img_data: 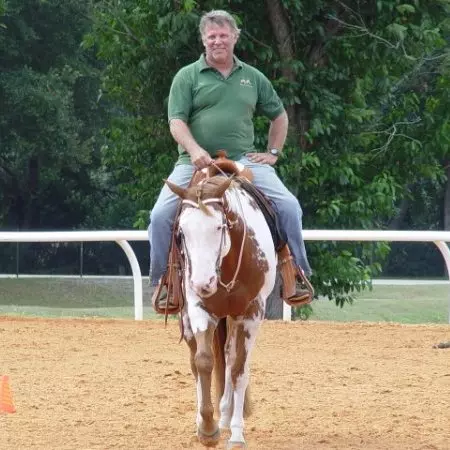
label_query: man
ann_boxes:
[149,9,313,310]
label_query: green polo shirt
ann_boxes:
[168,54,285,165]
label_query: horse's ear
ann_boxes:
[214,176,233,198]
[164,179,187,199]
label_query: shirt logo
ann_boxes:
[240,78,253,87]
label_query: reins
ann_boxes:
[218,185,246,292]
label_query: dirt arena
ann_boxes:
[0,317,449,450]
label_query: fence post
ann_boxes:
[79,242,84,278]
[15,241,19,278]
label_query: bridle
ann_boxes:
[178,190,247,293]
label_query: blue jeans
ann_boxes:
[147,156,312,286]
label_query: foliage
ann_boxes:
[0,0,112,231]
[293,304,314,321]
[87,0,449,305]
[0,0,133,275]
[84,0,203,219]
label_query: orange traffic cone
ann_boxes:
[0,375,16,413]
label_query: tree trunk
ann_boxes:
[265,0,296,126]
[388,196,410,230]
[24,155,40,229]
[265,1,344,149]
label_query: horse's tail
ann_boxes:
[213,318,253,418]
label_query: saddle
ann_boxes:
[152,151,313,316]
[192,150,253,183]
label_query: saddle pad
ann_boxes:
[235,176,286,252]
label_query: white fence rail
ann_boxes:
[1,230,450,323]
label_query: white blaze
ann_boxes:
[179,206,229,296]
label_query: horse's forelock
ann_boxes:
[198,199,213,216]
[184,176,233,203]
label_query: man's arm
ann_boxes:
[247,110,289,165]
[267,110,288,152]
[169,119,212,169]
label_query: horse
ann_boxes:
[165,171,277,449]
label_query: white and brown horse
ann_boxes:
[165,174,277,449]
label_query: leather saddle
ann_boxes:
[194,151,286,251]
[192,150,253,182]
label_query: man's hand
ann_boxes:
[246,152,278,166]
[169,119,212,169]
[190,148,213,170]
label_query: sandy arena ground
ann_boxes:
[0,317,449,450]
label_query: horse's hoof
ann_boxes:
[227,441,246,449]
[197,427,220,447]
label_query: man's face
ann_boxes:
[202,22,238,65]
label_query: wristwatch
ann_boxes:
[269,148,279,157]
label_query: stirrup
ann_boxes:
[285,269,314,307]
[152,283,179,315]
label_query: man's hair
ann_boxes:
[199,10,241,37]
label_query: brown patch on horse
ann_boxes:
[244,299,265,320]
[246,228,269,273]
[183,314,198,380]
[200,211,268,318]
[194,323,219,438]
[231,324,249,384]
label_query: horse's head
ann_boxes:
[165,177,233,298]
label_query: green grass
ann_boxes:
[310,284,449,324]
[0,278,448,324]
[0,278,157,319]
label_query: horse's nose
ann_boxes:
[191,275,217,298]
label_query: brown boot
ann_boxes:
[287,267,314,307]
[278,245,314,307]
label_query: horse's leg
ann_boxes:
[218,319,234,431]
[188,302,220,447]
[225,302,264,448]
[182,310,202,425]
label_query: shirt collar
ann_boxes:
[198,54,243,72]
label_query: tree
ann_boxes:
[383,49,450,277]
[0,0,110,230]
[87,0,449,305]
[0,0,131,275]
